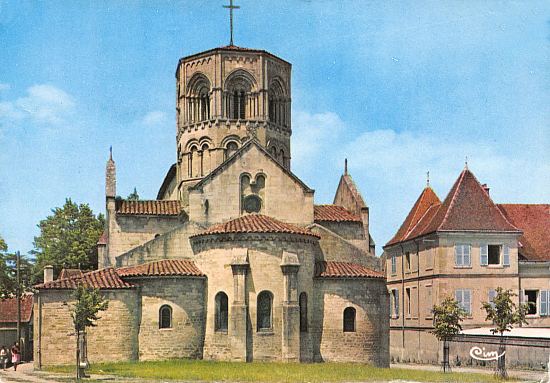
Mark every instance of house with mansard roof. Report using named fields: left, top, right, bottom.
left=33, top=43, right=388, bottom=368
left=384, top=166, right=550, bottom=366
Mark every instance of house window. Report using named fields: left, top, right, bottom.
left=540, top=291, right=550, bottom=316
left=257, top=291, right=273, bottom=331
left=455, top=244, right=471, bottom=267
left=455, top=289, right=472, bottom=315
left=391, top=255, right=397, bottom=274
left=215, top=292, right=228, bottom=332
left=299, top=292, right=308, bottom=332
left=488, top=289, right=497, bottom=308
left=525, top=290, right=538, bottom=315
left=159, top=305, right=172, bottom=329
left=488, top=245, right=501, bottom=265
left=405, top=252, right=411, bottom=271
left=503, top=245, right=510, bottom=266
left=426, top=248, right=434, bottom=270
left=391, top=289, right=399, bottom=318
left=405, top=287, right=411, bottom=316
left=343, top=307, right=356, bottom=332
left=425, top=285, right=433, bottom=317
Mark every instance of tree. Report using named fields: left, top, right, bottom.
left=431, top=296, right=467, bottom=372
left=0, top=235, right=33, bottom=298
left=127, top=187, right=140, bottom=201
left=32, top=199, right=104, bottom=282
left=71, top=284, right=108, bottom=380
left=481, top=287, right=529, bottom=379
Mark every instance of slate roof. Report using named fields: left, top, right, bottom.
left=314, top=205, right=362, bottom=223
left=314, top=261, right=384, bottom=279
left=35, top=268, right=134, bottom=290
left=115, top=200, right=182, bottom=216
left=117, top=259, right=205, bottom=278
left=0, top=294, right=33, bottom=323
left=385, top=169, right=521, bottom=248
left=498, top=204, right=550, bottom=261
left=192, top=214, right=320, bottom=239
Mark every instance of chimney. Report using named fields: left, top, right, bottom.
left=106, top=147, right=116, bottom=198
left=482, top=183, right=490, bottom=196
left=44, top=265, right=54, bottom=283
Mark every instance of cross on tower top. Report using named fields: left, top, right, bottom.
left=223, top=0, right=240, bottom=46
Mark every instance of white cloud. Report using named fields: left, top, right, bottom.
left=141, top=111, right=167, bottom=126
left=0, top=84, right=75, bottom=127
left=0, top=83, right=10, bottom=92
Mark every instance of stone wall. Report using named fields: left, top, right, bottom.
left=34, top=289, right=139, bottom=367
left=312, top=278, right=390, bottom=367
left=315, top=221, right=364, bottom=241
left=137, top=277, right=206, bottom=360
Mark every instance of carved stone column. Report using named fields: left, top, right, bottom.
left=230, top=248, right=249, bottom=362
left=280, top=251, right=300, bottom=362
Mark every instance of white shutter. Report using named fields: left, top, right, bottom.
left=455, top=245, right=462, bottom=266
left=503, top=245, right=510, bottom=266
left=455, top=290, right=461, bottom=303
left=541, top=290, right=548, bottom=316
left=464, top=290, right=472, bottom=315
left=480, top=244, right=488, bottom=266
left=489, top=289, right=496, bottom=308
left=395, top=291, right=400, bottom=316
left=464, top=245, right=471, bottom=266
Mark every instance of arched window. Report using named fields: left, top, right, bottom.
left=225, top=70, right=255, bottom=120
left=200, top=143, right=209, bottom=176
left=188, top=145, right=198, bottom=177
left=268, top=79, right=286, bottom=126
left=343, top=307, right=356, bottom=332
left=199, top=87, right=210, bottom=121
left=188, top=74, right=211, bottom=123
left=215, top=292, right=228, bottom=332
left=257, top=291, right=273, bottom=331
left=159, top=305, right=172, bottom=329
left=299, top=292, right=308, bottom=332
left=232, top=91, right=246, bottom=119
left=225, top=141, right=239, bottom=160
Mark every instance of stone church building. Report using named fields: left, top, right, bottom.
left=34, top=45, right=389, bottom=367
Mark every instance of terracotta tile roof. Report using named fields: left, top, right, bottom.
left=314, top=205, right=362, bottom=223
left=314, top=261, right=384, bottom=279
left=58, top=269, right=84, bottom=280
left=385, top=169, right=520, bottom=247
left=35, top=268, right=134, bottom=290
left=0, top=294, right=33, bottom=323
left=97, top=230, right=108, bottom=245
left=192, top=214, right=320, bottom=239
left=117, top=259, right=205, bottom=278
left=115, top=200, right=182, bottom=216
left=386, top=187, right=441, bottom=246
left=498, top=204, right=550, bottom=261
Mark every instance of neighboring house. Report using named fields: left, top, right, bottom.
left=0, top=294, right=33, bottom=361
left=384, top=167, right=550, bottom=366
left=33, top=43, right=389, bottom=368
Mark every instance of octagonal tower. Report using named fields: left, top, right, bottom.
left=175, top=45, right=292, bottom=204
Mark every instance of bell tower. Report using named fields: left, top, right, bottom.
left=174, top=46, right=292, bottom=205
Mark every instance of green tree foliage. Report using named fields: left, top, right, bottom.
left=481, top=287, right=529, bottom=378
left=431, top=296, right=467, bottom=372
left=127, top=187, right=140, bottom=201
left=0, top=235, right=33, bottom=297
left=32, top=199, right=104, bottom=282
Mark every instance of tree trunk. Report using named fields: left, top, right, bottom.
left=496, top=335, right=507, bottom=379
left=442, top=338, right=451, bottom=373
left=76, top=331, right=81, bottom=381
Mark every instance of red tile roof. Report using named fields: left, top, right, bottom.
left=314, top=205, right=362, bottom=223
left=116, top=200, right=182, bottom=216
left=35, top=268, right=134, bottom=290
left=0, top=294, right=33, bottom=323
left=58, top=269, right=84, bottom=280
left=192, top=214, right=320, bottom=239
left=315, top=261, right=384, bottom=279
left=386, top=187, right=441, bottom=246
left=385, top=169, right=521, bottom=247
left=498, top=204, right=550, bottom=261
left=117, top=259, right=204, bottom=278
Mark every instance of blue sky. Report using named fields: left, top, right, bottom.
left=0, top=1, right=548, bottom=256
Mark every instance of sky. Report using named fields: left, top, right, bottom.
left=0, top=1, right=548, bottom=256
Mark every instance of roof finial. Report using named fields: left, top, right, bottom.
left=344, top=158, right=348, bottom=175
left=109, top=145, right=113, bottom=160
left=465, top=156, right=469, bottom=170
left=223, top=0, right=240, bottom=46
left=426, top=170, right=430, bottom=187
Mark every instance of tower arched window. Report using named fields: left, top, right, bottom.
left=188, top=74, right=211, bottom=123
left=200, top=143, right=209, bottom=176
left=343, top=307, right=356, bottom=332
left=225, top=141, right=239, bottom=160
left=268, top=80, right=287, bottom=126
left=188, top=145, right=198, bottom=177
left=199, top=87, right=210, bottom=121
left=257, top=291, right=273, bottom=331
left=225, top=70, right=255, bottom=120
left=215, top=292, right=228, bottom=332
left=299, top=292, right=308, bottom=332
left=159, top=305, right=172, bottom=329
left=232, top=91, right=246, bottom=120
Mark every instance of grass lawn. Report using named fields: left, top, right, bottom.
left=46, top=359, right=506, bottom=382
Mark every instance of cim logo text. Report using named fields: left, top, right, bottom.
left=469, top=346, right=505, bottom=361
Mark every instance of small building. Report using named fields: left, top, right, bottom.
left=0, top=294, right=33, bottom=361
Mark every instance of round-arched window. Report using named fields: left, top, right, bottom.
left=343, top=307, right=356, bottom=332
left=159, top=305, right=172, bottom=329
left=257, top=291, right=273, bottom=331
left=243, top=195, right=262, bottom=213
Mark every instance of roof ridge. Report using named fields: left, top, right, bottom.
left=403, top=202, right=441, bottom=241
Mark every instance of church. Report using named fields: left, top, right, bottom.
left=33, top=42, right=389, bottom=367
